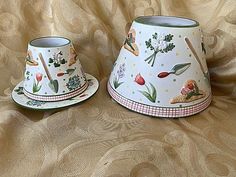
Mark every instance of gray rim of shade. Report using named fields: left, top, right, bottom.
left=134, top=16, right=199, bottom=28
left=29, top=36, right=71, bottom=48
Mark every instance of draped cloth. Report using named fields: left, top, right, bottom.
left=0, top=0, right=236, bottom=176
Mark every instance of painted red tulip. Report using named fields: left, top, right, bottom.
left=36, top=73, right=43, bottom=82
left=135, top=73, right=145, bottom=85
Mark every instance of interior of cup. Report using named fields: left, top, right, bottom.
left=135, top=16, right=199, bottom=27
left=30, top=37, right=70, bottom=47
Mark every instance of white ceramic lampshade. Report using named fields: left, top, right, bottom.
left=107, top=16, right=212, bottom=118
left=23, top=36, right=88, bottom=101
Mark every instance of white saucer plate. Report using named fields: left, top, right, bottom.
left=11, top=73, right=99, bottom=110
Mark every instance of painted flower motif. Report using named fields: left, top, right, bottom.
left=153, top=34, right=166, bottom=48
left=117, top=63, right=125, bottom=78
left=36, top=73, right=43, bottom=82
left=113, top=63, right=126, bottom=89
left=181, top=80, right=196, bottom=95
left=145, top=33, right=175, bottom=67
left=170, top=79, right=206, bottom=104
left=48, top=51, right=66, bottom=67
left=135, top=73, right=145, bottom=85
left=33, top=73, right=43, bottom=93
left=26, top=100, right=46, bottom=107
left=135, top=73, right=157, bottom=103
left=181, top=87, right=192, bottom=95
left=180, top=80, right=203, bottom=100
left=66, top=75, right=81, bottom=91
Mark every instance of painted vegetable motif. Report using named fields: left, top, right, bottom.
left=145, top=33, right=175, bottom=67
left=113, top=63, right=125, bottom=89
left=170, top=80, right=206, bottom=104
left=135, top=73, right=157, bottom=103
left=158, top=63, right=191, bottom=78
left=33, top=73, right=43, bottom=93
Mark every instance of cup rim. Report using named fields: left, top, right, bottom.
left=29, top=36, right=71, bottom=48
left=134, top=15, right=199, bottom=28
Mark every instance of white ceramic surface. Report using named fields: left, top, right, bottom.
left=107, top=16, right=212, bottom=117
left=12, top=74, right=99, bottom=110
left=24, top=36, right=87, bottom=101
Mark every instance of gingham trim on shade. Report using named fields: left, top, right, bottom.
left=107, top=82, right=212, bottom=118
left=24, top=81, right=88, bottom=102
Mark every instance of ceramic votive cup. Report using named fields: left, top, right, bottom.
left=107, top=16, right=212, bottom=118
left=24, top=36, right=88, bottom=101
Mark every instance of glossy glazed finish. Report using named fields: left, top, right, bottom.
left=108, top=16, right=212, bottom=117
left=24, top=37, right=87, bottom=101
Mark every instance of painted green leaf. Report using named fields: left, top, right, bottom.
left=149, top=83, right=157, bottom=102
left=162, top=43, right=175, bottom=53
left=48, top=58, right=53, bottom=63
left=37, top=85, right=42, bottom=92
left=14, top=87, right=24, bottom=94
left=33, top=81, right=42, bottom=93
left=170, top=63, right=191, bottom=75
left=113, top=78, right=123, bottom=89
left=139, top=90, right=155, bottom=103
left=164, top=34, right=174, bottom=42
left=145, top=84, right=151, bottom=94
left=186, top=92, right=203, bottom=100
left=114, top=82, right=123, bottom=89
left=33, top=81, right=38, bottom=93
left=60, top=59, right=66, bottom=64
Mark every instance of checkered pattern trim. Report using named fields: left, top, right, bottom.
left=24, top=82, right=88, bottom=102
left=107, top=82, right=212, bottom=118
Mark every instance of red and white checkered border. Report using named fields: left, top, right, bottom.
left=107, top=82, right=212, bottom=118
left=24, top=81, right=88, bottom=102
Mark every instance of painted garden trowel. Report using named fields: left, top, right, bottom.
left=158, top=63, right=191, bottom=78
left=39, top=53, right=59, bottom=93
left=56, top=68, right=76, bottom=77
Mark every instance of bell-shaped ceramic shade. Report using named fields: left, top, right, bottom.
left=23, top=37, right=88, bottom=101
left=107, top=16, right=212, bottom=118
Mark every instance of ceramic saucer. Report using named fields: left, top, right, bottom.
left=11, top=73, right=99, bottom=110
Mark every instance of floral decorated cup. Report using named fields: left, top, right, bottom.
left=23, top=36, right=88, bottom=101
left=107, top=16, right=212, bottom=118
